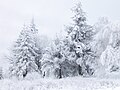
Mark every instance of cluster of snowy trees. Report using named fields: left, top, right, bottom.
left=1, top=2, right=120, bottom=79
left=7, top=3, right=96, bottom=79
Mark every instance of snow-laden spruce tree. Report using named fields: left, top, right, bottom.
left=65, top=2, right=95, bottom=76
left=9, top=20, right=41, bottom=78
left=41, top=36, right=65, bottom=78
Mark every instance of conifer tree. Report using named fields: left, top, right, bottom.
left=66, top=2, right=95, bottom=76
left=9, top=20, right=41, bottom=78
left=41, top=36, right=65, bottom=78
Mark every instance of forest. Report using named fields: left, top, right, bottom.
left=1, top=2, right=120, bottom=79
left=0, top=1, right=120, bottom=90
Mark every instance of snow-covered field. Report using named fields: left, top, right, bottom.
left=1, top=77, right=120, bottom=90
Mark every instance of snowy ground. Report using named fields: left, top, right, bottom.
left=1, top=76, right=120, bottom=90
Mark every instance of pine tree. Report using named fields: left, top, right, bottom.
left=9, top=20, right=41, bottom=78
left=65, top=2, right=95, bottom=76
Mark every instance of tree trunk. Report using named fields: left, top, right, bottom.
left=43, top=71, right=45, bottom=78
left=58, top=64, right=62, bottom=79
left=23, top=71, right=27, bottom=78
left=78, top=65, right=83, bottom=75
left=59, top=68, right=62, bottom=79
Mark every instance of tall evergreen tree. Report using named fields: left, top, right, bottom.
left=9, top=20, right=41, bottom=78
left=66, top=2, right=95, bottom=76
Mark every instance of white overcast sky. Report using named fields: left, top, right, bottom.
left=0, top=0, right=120, bottom=60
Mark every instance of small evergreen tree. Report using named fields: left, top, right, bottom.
left=41, top=34, right=79, bottom=78
left=41, top=37, right=65, bottom=78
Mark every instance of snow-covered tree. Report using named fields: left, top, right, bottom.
left=9, top=20, right=41, bottom=78
left=41, top=36, right=65, bottom=78
left=100, top=25, right=120, bottom=72
left=91, top=17, right=111, bottom=58
left=65, top=2, right=95, bottom=76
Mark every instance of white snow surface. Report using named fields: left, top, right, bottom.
left=1, top=76, right=120, bottom=90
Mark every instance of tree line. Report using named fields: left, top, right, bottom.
left=1, top=2, right=120, bottom=79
